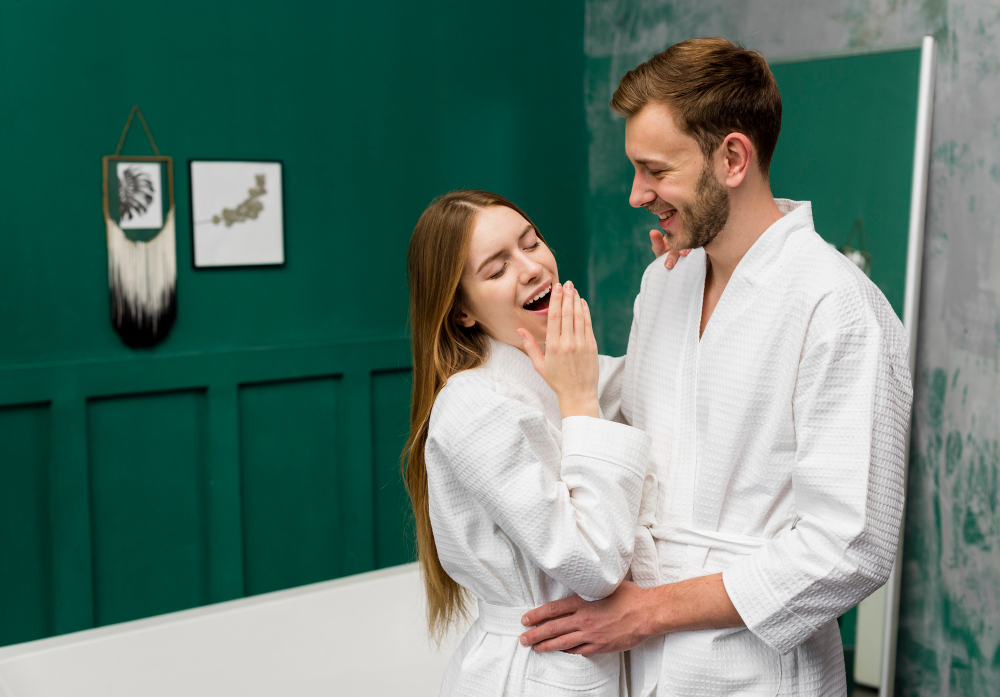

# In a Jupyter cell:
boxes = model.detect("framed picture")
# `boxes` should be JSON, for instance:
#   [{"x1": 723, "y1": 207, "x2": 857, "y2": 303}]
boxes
[{"x1": 188, "y1": 160, "x2": 285, "y2": 268}]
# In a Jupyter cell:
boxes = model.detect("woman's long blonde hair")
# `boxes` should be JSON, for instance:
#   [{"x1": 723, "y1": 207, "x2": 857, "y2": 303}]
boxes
[{"x1": 404, "y1": 190, "x2": 544, "y2": 639}]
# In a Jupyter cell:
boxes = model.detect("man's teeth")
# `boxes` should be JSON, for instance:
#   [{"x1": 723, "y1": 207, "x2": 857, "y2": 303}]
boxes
[
  {"x1": 657, "y1": 210, "x2": 676, "y2": 220},
  {"x1": 524, "y1": 286, "x2": 551, "y2": 307}
]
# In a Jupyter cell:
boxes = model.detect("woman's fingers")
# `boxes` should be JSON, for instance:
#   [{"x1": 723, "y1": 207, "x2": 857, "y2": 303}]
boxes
[
  {"x1": 581, "y1": 298, "x2": 596, "y2": 347},
  {"x1": 561, "y1": 280, "x2": 575, "y2": 341},
  {"x1": 651, "y1": 229, "x2": 693, "y2": 269},
  {"x1": 573, "y1": 288, "x2": 586, "y2": 345},
  {"x1": 546, "y1": 282, "x2": 563, "y2": 342},
  {"x1": 650, "y1": 229, "x2": 667, "y2": 257},
  {"x1": 518, "y1": 330, "x2": 544, "y2": 373}
]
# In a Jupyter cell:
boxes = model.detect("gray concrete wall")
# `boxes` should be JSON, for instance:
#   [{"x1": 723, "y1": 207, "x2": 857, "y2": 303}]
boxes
[{"x1": 583, "y1": 2, "x2": 1000, "y2": 694}]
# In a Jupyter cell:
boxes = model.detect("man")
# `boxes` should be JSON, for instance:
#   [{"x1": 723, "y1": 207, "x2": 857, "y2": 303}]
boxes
[{"x1": 519, "y1": 38, "x2": 913, "y2": 695}]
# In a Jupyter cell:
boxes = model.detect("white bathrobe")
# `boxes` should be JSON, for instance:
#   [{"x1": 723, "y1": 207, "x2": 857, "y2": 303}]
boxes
[
  {"x1": 625, "y1": 200, "x2": 913, "y2": 697},
  {"x1": 426, "y1": 338, "x2": 653, "y2": 697}
]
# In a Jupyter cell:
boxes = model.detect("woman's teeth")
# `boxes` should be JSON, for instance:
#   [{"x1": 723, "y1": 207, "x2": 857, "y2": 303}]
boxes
[{"x1": 523, "y1": 285, "x2": 551, "y2": 309}]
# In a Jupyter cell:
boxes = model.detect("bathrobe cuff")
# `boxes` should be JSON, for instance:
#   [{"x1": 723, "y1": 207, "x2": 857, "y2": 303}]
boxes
[
  {"x1": 722, "y1": 558, "x2": 818, "y2": 655},
  {"x1": 561, "y1": 416, "x2": 651, "y2": 481}
]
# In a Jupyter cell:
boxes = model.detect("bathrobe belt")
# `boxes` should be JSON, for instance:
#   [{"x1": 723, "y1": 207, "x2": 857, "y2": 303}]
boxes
[
  {"x1": 477, "y1": 599, "x2": 534, "y2": 636},
  {"x1": 647, "y1": 524, "x2": 767, "y2": 554},
  {"x1": 475, "y1": 524, "x2": 768, "y2": 628},
  {"x1": 632, "y1": 521, "x2": 768, "y2": 588}
]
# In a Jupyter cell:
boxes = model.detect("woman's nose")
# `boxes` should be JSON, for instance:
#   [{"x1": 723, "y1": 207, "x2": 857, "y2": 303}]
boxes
[{"x1": 518, "y1": 256, "x2": 543, "y2": 283}]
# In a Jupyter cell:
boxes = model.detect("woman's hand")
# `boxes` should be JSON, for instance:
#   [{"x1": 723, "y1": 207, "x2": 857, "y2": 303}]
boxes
[
  {"x1": 651, "y1": 229, "x2": 692, "y2": 269},
  {"x1": 519, "y1": 281, "x2": 599, "y2": 419}
]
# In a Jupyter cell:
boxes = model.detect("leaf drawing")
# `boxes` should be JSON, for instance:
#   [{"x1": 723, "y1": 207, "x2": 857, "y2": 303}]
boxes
[{"x1": 118, "y1": 166, "x2": 156, "y2": 220}]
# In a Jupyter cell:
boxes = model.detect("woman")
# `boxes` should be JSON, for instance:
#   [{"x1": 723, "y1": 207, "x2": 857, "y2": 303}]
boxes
[{"x1": 404, "y1": 190, "x2": 657, "y2": 696}]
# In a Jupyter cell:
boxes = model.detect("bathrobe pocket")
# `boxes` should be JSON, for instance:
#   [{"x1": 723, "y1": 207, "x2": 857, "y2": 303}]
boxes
[
  {"x1": 658, "y1": 627, "x2": 781, "y2": 696},
  {"x1": 525, "y1": 650, "x2": 619, "y2": 695}
]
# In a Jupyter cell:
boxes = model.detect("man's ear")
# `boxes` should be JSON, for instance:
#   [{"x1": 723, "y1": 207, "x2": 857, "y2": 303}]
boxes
[{"x1": 720, "y1": 133, "x2": 753, "y2": 187}]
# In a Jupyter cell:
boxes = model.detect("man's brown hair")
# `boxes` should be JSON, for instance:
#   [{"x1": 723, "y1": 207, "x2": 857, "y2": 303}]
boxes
[{"x1": 611, "y1": 37, "x2": 782, "y2": 174}]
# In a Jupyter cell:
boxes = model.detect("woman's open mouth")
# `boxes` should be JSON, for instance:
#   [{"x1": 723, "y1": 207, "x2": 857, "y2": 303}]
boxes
[{"x1": 523, "y1": 284, "x2": 552, "y2": 312}]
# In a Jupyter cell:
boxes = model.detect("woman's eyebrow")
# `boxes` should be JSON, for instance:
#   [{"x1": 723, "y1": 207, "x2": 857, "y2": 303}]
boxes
[
  {"x1": 475, "y1": 226, "x2": 536, "y2": 274},
  {"x1": 476, "y1": 249, "x2": 507, "y2": 275}
]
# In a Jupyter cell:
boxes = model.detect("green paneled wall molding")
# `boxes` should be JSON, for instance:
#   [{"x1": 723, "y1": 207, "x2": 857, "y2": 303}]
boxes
[
  {"x1": 0, "y1": 338, "x2": 412, "y2": 646},
  {"x1": 0, "y1": 0, "x2": 584, "y2": 647}
]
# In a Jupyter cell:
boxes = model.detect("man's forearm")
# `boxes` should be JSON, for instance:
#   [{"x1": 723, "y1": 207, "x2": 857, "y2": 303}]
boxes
[{"x1": 643, "y1": 572, "x2": 745, "y2": 637}]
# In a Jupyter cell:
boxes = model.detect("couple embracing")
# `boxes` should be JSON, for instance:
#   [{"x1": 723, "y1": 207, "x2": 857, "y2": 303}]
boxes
[{"x1": 403, "y1": 38, "x2": 912, "y2": 697}]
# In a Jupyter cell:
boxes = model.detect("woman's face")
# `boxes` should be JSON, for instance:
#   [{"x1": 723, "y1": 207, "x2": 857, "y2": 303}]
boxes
[{"x1": 457, "y1": 205, "x2": 558, "y2": 350}]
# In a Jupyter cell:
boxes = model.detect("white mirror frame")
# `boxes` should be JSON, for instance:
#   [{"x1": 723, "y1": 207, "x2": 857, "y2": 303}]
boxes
[{"x1": 879, "y1": 33, "x2": 937, "y2": 697}]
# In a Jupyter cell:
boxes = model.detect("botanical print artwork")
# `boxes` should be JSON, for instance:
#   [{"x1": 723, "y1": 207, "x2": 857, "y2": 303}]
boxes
[
  {"x1": 211, "y1": 174, "x2": 266, "y2": 227},
  {"x1": 189, "y1": 160, "x2": 284, "y2": 267},
  {"x1": 118, "y1": 166, "x2": 155, "y2": 221},
  {"x1": 116, "y1": 162, "x2": 163, "y2": 230}
]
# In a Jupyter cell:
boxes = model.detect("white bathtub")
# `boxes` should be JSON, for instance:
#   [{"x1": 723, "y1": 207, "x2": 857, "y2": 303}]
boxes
[{"x1": 0, "y1": 564, "x2": 473, "y2": 697}]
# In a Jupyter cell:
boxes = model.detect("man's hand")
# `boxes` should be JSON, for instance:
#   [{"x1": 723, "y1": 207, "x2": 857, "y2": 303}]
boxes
[
  {"x1": 519, "y1": 574, "x2": 745, "y2": 656},
  {"x1": 518, "y1": 581, "x2": 653, "y2": 656},
  {"x1": 651, "y1": 229, "x2": 691, "y2": 269}
]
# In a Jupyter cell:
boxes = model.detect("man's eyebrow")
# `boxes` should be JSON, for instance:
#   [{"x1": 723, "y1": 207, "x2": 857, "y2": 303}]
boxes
[
  {"x1": 475, "y1": 225, "x2": 535, "y2": 274},
  {"x1": 634, "y1": 158, "x2": 671, "y2": 168}
]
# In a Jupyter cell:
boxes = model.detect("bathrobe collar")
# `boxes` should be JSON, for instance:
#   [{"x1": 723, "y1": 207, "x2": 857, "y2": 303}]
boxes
[
  {"x1": 484, "y1": 337, "x2": 563, "y2": 426},
  {"x1": 699, "y1": 199, "x2": 814, "y2": 347}
]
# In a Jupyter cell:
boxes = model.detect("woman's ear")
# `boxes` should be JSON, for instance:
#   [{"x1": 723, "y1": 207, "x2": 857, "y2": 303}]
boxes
[{"x1": 454, "y1": 306, "x2": 476, "y2": 328}]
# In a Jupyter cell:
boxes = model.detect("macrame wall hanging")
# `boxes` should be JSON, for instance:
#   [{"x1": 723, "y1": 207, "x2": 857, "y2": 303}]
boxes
[{"x1": 102, "y1": 106, "x2": 177, "y2": 347}]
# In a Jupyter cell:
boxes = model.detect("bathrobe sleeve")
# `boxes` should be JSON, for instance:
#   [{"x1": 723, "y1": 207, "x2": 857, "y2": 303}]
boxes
[
  {"x1": 427, "y1": 376, "x2": 651, "y2": 600},
  {"x1": 722, "y1": 294, "x2": 913, "y2": 655}
]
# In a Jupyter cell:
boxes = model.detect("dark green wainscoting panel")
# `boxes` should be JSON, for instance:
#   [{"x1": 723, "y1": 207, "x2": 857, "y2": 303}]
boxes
[
  {"x1": 0, "y1": 337, "x2": 411, "y2": 647},
  {"x1": 0, "y1": 404, "x2": 53, "y2": 646},
  {"x1": 88, "y1": 390, "x2": 211, "y2": 627},
  {"x1": 240, "y1": 376, "x2": 345, "y2": 596},
  {"x1": 372, "y1": 370, "x2": 416, "y2": 570}
]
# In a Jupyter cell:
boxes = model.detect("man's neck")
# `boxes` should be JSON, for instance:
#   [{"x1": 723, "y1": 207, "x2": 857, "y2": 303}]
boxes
[{"x1": 703, "y1": 191, "x2": 784, "y2": 287}]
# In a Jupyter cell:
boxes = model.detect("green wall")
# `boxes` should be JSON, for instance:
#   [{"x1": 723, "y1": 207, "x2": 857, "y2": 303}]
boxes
[{"x1": 0, "y1": 0, "x2": 586, "y2": 646}]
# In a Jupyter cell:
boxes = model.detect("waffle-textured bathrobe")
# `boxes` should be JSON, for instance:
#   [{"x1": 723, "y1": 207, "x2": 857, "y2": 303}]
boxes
[
  {"x1": 426, "y1": 338, "x2": 653, "y2": 697},
  {"x1": 625, "y1": 200, "x2": 913, "y2": 697}
]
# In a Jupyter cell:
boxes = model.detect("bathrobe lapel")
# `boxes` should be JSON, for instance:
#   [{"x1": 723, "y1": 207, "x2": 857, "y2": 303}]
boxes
[
  {"x1": 690, "y1": 203, "x2": 815, "y2": 559},
  {"x1": 485, "y1": 338, "x2": 564, "y2": 429}
]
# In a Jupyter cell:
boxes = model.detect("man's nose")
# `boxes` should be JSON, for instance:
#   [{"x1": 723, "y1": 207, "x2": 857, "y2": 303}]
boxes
[{"x1": 629, "y1": 173, "x2": 655, "y2": 208}]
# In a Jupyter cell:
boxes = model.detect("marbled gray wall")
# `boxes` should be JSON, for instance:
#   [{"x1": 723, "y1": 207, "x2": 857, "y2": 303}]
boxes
[{"x1": 583, "y1": 2, "x2": 999, "y2": 695}]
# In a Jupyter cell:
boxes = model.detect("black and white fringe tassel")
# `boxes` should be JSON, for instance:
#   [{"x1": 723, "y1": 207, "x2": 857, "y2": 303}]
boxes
[{"x1": 106, "y1": 208, "x2": 177, "y2": 348}]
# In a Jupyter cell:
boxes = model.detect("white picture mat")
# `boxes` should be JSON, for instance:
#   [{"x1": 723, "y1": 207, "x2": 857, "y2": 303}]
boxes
[
  {"x1": 190, "y1": 161, "x2": 284, "y2": 267},
  {"x1": 117, "y1": 162, "x2": 163, "y2": 229}
]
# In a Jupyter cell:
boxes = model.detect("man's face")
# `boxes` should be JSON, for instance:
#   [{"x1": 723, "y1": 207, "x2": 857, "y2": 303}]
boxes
[{"x1": 625, "y1": 102, "x2": 730, "y2": 251}]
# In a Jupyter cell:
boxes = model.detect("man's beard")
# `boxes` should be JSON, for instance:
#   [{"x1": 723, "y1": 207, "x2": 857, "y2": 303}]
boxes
[{"x1": 670, "y1": 163, "x2": 731, "y2": 250}]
